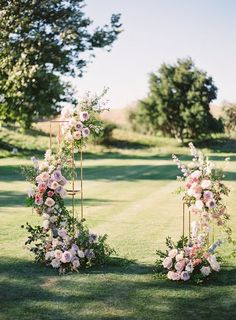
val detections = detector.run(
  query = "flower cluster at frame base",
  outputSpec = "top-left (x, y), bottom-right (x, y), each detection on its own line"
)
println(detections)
top-left (156, 237), bottom-right (222, 283)
top-left (23, 151), bottom-right (115, 274)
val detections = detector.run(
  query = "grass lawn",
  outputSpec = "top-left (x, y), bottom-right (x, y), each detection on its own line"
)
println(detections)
top-left (0, 126), bottom-right (236, 320)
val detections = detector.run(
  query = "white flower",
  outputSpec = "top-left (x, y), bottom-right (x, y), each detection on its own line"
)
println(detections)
top-left (72, 258), bottom-right (80, 269)
top-left (77, 250), bottom-right (85, 258)
top-left (27, 187), bottom-right (35, 198)
top-left (51, 258), bottom-right (61, 268)
top-left (190, 170), bottom-right (201, 179)
top-left (42, 213), bottom-right (50, 220)
top-left (201, 179), bottom-right (212, 189)
top-left (42, 220), bottom-right (50, 229)
top-left (185, 262), bottom-right (194, 273)
top-left (50, 215), bottom-right (57, 223)
top-left (175, 253), bottom-right (184, 262)
top-left (45, 252), bottom-right (51, 260)
top-left (39, 162), bottom-right (49, 172)
top-left (195, 200), bottom-right (204, 210)
top-left (200, 266), bottom-right (211, 276)
top-left (207, 255), bottom-right (220, 272)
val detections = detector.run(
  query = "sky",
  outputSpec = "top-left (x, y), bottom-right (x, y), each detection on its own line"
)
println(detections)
top-left (71, 0), bottom-right (236, 108)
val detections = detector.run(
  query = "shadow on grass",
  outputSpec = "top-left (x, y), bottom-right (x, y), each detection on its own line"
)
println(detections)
top-left (0, 256), bottom-right (236, 320)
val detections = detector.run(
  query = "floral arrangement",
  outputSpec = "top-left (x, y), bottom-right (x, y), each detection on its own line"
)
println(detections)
top-left (156, 143), bottom-right (233, 283)
top-left (60, 90), bottom-right (109, 152)
top-left (172, 142), bottom-right (231, 241)
top-left (156, 237), bottom-right (222, 283)
top-left (22, 91), bottom-right (115, 274)
top-left (22, 152), bottom-right (115, 274)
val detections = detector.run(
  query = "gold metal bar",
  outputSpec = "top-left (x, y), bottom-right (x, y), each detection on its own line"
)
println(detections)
top-left (80, 150), bottom-right (84, 220)
top-left (50, 121), bottom-right (52, 150)
top-left (189, 208), bottom-right (191, 239)
top-left (71, 142), bottom-right (75, 236)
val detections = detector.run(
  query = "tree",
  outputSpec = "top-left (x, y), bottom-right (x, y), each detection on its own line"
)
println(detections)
top-left (129, 58), bottom-right (221, 141)
top-left (221, 102), bottom-right (236, 136)
top-left (0, 1), bottom-right (121, 128)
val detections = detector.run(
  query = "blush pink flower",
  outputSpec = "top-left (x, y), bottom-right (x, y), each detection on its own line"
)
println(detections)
top-left (201, 179), bottom-right (212, 189)
top-left (50, 181), bottom-right (60, 190)
top-left (175, 260), bottom-right (186, 272)
top-left (35, 194), bottom-right (43, 205)
top-left (54, 250), bottom-right (63, 260)
top-left (73, 130), bottom-right (82, 140)
top-left (203, 191), bottom-right (214, 200)
top-left (168, 249), bottom-right (178, 258)
top-left (40, 172), bottom-right (50, 182)
top-left (172, 272), bottom-right (181, 281)
top-left (38, 182), bottom-right (47, 194)
top-left (47, 190), bottom-right (54, 197)
top-left (162, 257), bottom-right (172, 269)
top-left (45, 197), bottom-right (55, 207)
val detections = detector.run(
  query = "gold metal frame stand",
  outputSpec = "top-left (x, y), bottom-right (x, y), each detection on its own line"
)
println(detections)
top-left (49, 121), bottom-right (84, 237)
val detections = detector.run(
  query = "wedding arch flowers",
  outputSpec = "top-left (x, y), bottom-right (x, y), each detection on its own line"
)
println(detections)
top-left (156, 143), bottom-right (233, 283)
top-left (60, 90), bottom-right (109, 152)
top-left (22, 91), bottom-right (115, 274)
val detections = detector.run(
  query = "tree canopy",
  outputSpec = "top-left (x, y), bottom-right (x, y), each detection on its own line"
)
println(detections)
top-left (0, 0), bottom-right (121, 128)
top-left (129, 58), bottom-right (222, 141)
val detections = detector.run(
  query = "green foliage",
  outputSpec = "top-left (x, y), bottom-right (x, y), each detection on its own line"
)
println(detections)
top-left (129, 58), bottom-right (223, 141)
top-left (90, 120), bottom-right (117, 145)
top-left (0, 1), bottom-right (121, 128)
top-left (221, 102), bottom-right (236, 135)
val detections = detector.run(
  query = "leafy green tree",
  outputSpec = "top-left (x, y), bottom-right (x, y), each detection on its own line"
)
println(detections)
top-left (222, 102), bottom-right (236, 136)
top-left (0, 1), bottom-right (121, 128)
top-left (129, 58), bottom-right (221, 141)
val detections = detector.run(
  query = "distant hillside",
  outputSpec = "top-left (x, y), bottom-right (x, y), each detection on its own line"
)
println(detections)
top-left (100, 108), bottom-right (128, 126)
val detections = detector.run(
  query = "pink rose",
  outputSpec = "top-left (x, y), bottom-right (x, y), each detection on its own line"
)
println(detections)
top-left (167, 271), bottom-right (175, 280)
top-left (45, 197), bottom-right (55, 207)
top-left (40, 172), bottom-right (50, 182)
top-left (38, 182), bottom-right (47, 194)
top-left (50, 181), bottom-right (60, 190)
top-left (54, 250), bottom-right (63, 260)
top-left (47, 190), bottom-right (54, 197)
top-left (175, 260), bottom-right (186, 272)
top-left (195, 200), bottom-right (204, 210)
top-left (162, 257), bottom-right (172, 269)
top-left (58, 229), bottom-right (67, 238)
top-left (35, 194), bottom-right (43, 205)
top-left (172, 272), bottom-right (181, 281)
